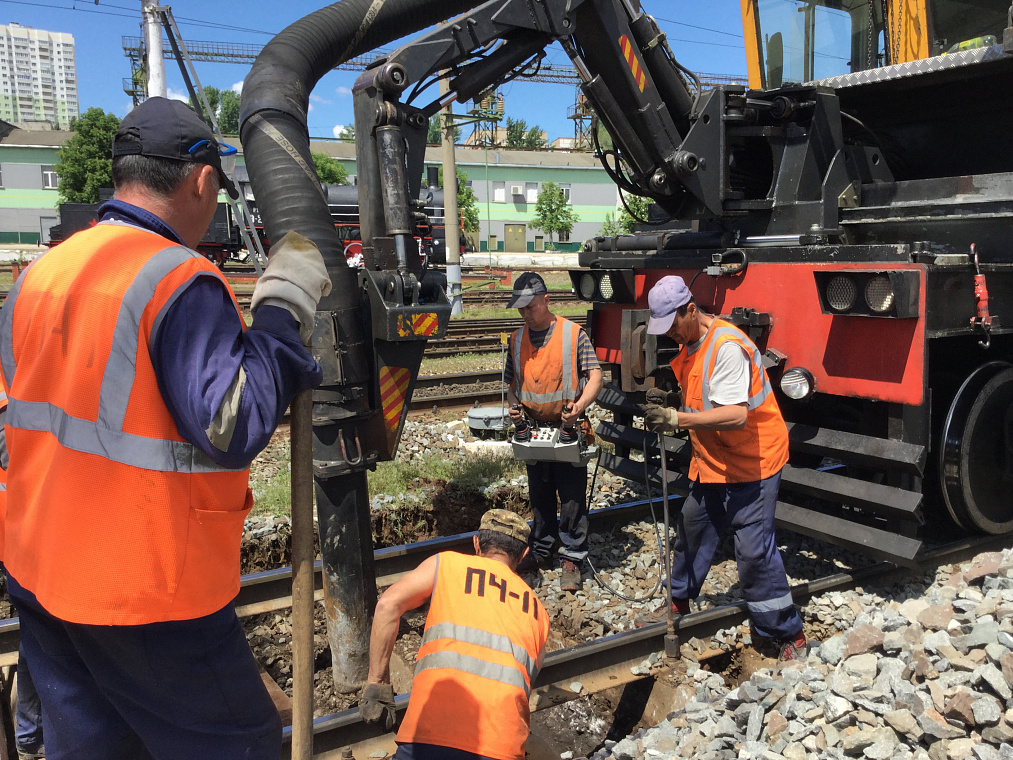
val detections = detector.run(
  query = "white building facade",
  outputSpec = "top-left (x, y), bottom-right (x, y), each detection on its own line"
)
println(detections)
top-left (0, 23), bottom-right (78, 130)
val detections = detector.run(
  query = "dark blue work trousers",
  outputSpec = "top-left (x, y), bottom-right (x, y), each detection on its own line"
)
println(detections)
top-left (15, 644), bottom-right (44, 756)
top-left (394, 743), bottom-right (497, 760)
top-left (668, 471), bottom-right (803, 640)
top-left (526, 460), bottom-right (589, 563)
top-left (7, 573), bottom-right (282, 760)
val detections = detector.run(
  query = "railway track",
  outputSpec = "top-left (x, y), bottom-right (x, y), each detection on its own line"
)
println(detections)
top-left (0, 500), bottom-right (1004, 758)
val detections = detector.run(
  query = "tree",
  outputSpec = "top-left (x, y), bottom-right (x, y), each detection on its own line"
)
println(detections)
top-left (337, 124), bottom-right (356, 142)
top-left (531, 181), bottom-right (579, 249)
top-left (523, 125), bottom-right (546, 148)
top-left (185, 86), bottom-right (240, 135)
top-left (427, 115), bottom-right (461, 145)
top-left (437, 166), bottom-right (479, 233)
top-left (598, 194), bottom-right (651, 236)
top-left (505, 117), bottom-right (528, 147)
top-left (54, 107), bottom-right (121, 203)
top-left (311, 151), bottom-right (349, 185)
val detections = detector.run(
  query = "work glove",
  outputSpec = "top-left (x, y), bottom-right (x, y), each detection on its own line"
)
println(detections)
top-left (251, 231), bottom-right (332, 345)
top-left (359, 682), bottom-right (396, 730)
top-left (646, 388), bottom-right (680, 408)
top-left (643, 403), bottom-right (680, 434)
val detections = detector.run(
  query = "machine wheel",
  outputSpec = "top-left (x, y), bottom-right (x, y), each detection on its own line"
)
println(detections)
top-left (940, 361), bottom-right (1013, 534)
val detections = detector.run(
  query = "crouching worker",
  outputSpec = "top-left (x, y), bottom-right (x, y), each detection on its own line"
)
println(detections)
top-left (360, 509), bottom-right (549, 760)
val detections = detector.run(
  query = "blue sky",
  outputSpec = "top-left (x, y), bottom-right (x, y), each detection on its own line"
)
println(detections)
top-left (0, 0), bottom-right (749, 143)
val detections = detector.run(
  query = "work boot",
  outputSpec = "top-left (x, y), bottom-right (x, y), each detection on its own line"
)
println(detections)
top-left (777, 631), bottom-right (809, 663)
top-left (634, 598), bottom-right (690, 628)
top-left (516, 553), bottom-right (545, 587)
top-left (559, 559), bottom-right (581, 592)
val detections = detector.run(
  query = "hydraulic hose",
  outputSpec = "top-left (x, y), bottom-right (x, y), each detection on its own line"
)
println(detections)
top-left (239, 0), bottom-right (476, 268)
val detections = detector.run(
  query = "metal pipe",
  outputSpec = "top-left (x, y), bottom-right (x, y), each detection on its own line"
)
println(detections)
top-left (289, 389), bottom-right (315, 759)
top-left (658, 432), bottom-right (679, 658)
top-left (440, 76), bottom-right (463, 316)
top-left (142, 0), bottom-right (166, 98)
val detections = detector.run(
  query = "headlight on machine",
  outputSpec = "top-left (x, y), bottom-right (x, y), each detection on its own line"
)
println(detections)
top-left (812, 270), bottom-right (919, 318)
top-left (598, 274), bottom-right (614, 300)
top-left (825, 275), bottom-right (857, 312)
top-left (864, 275), bottom-right (895, 313)
top-left (780, 367), bottom-right (815, 400)
top-left (567, 269), bottom-right (636, 303)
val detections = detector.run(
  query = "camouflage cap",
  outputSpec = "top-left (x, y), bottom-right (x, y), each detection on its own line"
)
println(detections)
top-left (479, 509), bottom-right (530, 544)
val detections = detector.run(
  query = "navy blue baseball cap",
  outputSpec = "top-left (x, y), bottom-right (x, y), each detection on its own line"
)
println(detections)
top-left (507, 272), bottom-right (548, 309)
top-left (112, 96), bottom-right (239, 199)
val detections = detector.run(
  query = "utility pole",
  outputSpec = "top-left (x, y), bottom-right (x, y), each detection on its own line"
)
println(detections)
top-left (439, 77), bottom-right (463, 315)
top-left (142, 0), bottom-right (166, 98)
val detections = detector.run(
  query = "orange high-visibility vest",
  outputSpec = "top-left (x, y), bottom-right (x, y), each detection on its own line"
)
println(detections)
top-left (670, 318), bottom-right (789, 484)
top-left (510, 315), bottom-right (581, 422)
top-left (397, 551), bottom-right (549, 760)
top-left (0, 389), bottom-right (7, 562)
top-left (0, 221), bottom-right (252, 625)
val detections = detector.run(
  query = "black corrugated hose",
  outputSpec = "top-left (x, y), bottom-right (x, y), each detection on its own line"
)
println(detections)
top-left (239, 0), bottom-right (476, 269)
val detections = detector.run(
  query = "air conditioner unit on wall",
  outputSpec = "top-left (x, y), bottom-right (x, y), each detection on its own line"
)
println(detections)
top-left (510, 185), bottom-right (523, 196)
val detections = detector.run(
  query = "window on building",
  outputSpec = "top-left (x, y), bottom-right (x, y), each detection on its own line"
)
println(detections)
top-left (42, 165), bottom-right (58, 189)
top-left (558, 231), bottom-right (571, 243)
top-left (525, 182), bottom-right (538, 204)
top-left (492, 180), bottom-right (505, 203)
top-left (559, 183), bottom-right (571, 202)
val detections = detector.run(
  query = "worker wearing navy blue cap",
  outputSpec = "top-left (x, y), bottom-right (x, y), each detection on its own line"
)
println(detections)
top-left (505, 272), bottom-right (603, 592)
top-left (637, 276), bottom-right (807, 663)
top-left (0, 96), bottom-right (329, 758)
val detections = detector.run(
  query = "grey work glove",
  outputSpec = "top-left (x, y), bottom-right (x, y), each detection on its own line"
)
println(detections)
top-left (646, 388), bottom-right (680, 408)
top-left (643, 403), bottom-right (680, 434)
top-left (359, 682), bottom-right (396, 730)
top-left (251, 231), bottom-right (332, 345)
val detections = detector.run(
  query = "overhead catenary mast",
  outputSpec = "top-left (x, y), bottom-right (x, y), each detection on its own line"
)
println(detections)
top-left (142, 0), bottom-right (166, 97)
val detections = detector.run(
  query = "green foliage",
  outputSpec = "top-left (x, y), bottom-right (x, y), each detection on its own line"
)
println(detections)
top-left (186, 86), bottom-right (240, 135)
top-left (311, 151), bottom-right (349, 185)
top-left (54, 107), bottom-right (121, 203)
top-left (504, 117), bottom-right (545, 148)
top-left (337, 124), bottom-right (356, 142)
top-left (598, 194), bottom-right (652, 236)
top-left (531, 181), bottom-right (579, 249)
top-left (438, 166), bottom-right (480, 233)
top-left (427, 115), bottom-right (462, 144)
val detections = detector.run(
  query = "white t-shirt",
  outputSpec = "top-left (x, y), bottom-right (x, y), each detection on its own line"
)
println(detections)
top-left (683, 338), bottom-right (751, 406)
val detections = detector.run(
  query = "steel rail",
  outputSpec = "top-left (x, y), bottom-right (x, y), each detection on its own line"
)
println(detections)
top-left (287, 530), bottom-right (1011, 758)
top-left (0, 499), bottom-right (656, 667)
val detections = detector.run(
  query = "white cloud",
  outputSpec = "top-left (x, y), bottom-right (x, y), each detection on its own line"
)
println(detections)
top-left (332, 124), bottom-right (347, 138)
top-left (336, 86), bottom-right (352, 97)
top-left (231, 81), bottom-right (243, 94)
top-left (310, 94), bottom-right (332, 105)
top-left (308, 102), bottom-right (314, 112)
top-left (166, 87), bottom-right (189, 102)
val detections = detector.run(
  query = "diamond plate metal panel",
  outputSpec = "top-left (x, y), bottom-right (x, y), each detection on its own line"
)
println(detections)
top-left (810, 45), bottom-right (1008, 89)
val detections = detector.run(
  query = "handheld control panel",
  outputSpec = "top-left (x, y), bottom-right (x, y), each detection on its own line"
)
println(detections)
top-left (511, 425), bottom-right (597, 466)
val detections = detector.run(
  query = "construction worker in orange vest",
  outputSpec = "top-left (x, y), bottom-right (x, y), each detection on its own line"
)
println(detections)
top-left (0, 97), bottom-right (329, 758)
top-left (638, 275), bottom-right (808, 663)
top-left (0, 390), bottom-right (44, 760)
top-left (359, 509), bottom-right (549, 760)
top-left (504, 272), bottom-right (603, 592)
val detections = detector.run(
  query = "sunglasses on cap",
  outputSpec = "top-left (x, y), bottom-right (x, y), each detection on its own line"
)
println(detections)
top-left (188, 139), bottom-right (238, 174)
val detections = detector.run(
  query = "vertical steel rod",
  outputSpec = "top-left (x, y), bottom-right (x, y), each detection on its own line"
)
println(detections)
top-left (290, 388), bottom-right (315, 760)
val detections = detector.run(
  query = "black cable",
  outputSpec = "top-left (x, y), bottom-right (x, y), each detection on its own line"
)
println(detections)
top-left (619, 187), bottom-right (666, 227)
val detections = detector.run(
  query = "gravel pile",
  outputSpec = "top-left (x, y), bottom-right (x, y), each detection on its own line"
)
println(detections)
top-left (587, 548), bottom-right (1013, 760)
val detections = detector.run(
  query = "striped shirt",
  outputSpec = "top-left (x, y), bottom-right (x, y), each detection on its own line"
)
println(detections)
top-left (504, 320), bottom-right (600, 391)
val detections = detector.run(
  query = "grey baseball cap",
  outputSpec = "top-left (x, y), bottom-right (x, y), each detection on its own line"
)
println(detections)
top-left (507, 272), bottom-right (548, 309)
top-left (646, 276), bottom-right (693, 335)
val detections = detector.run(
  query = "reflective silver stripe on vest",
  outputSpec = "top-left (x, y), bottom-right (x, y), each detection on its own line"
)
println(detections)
top-left (98, 246), bottom-right (198, 431)
top-left (414, 650), bottom-right (531, 695)
top-left (421, 621), bottom-right (539, 682)
top-left (746, 591), bottom-right (795, 614)
top-left (7, 397), bottom-right (238, 473)
top-left (0, 259), bottom-right (33, 385)
top-left (2, 240), bottom-right (245, 474)
top-left (514, 318), bottom-right (578, 406)
top-left (699, 325), bottom-right (773, 412)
